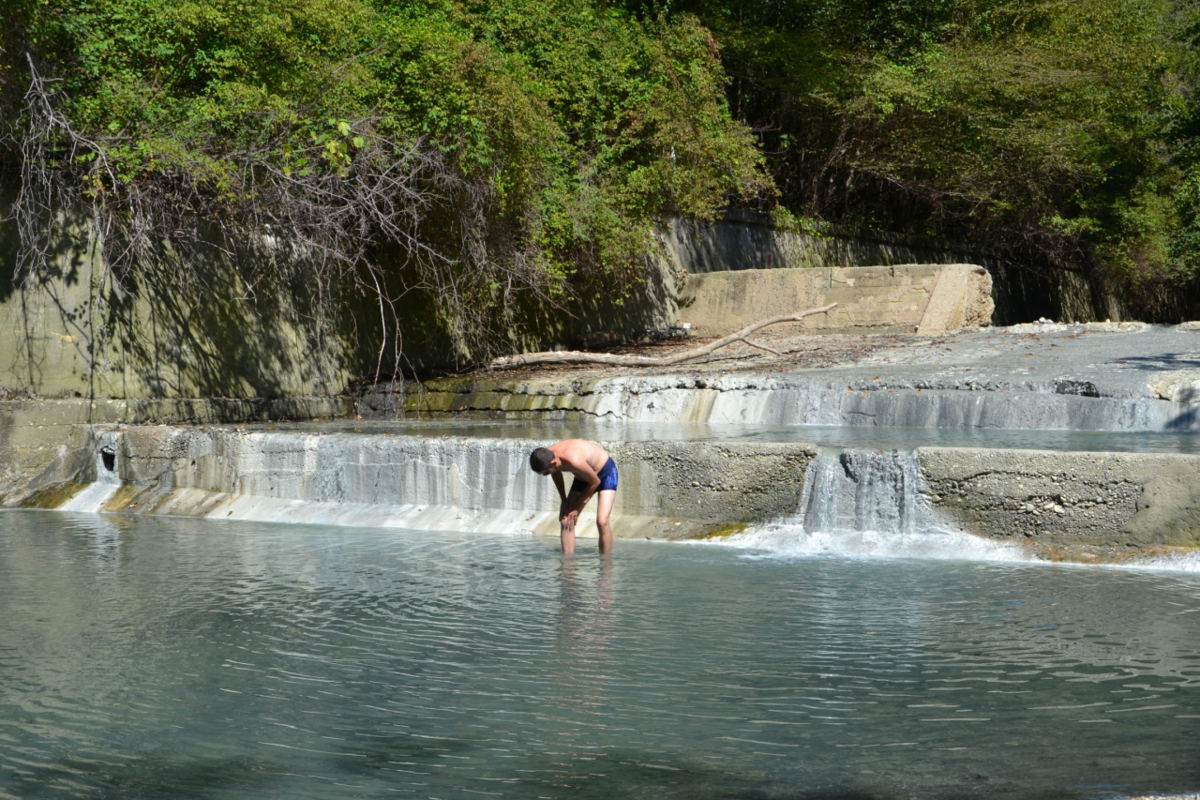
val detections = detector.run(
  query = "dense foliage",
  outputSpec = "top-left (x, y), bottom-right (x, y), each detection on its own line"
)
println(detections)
top-left (646, 0), bottom-right (1200, 316)
top-left (0, 0), bottom-right (767, 367)
top-left (7, 0), bottom-right (1200, 366)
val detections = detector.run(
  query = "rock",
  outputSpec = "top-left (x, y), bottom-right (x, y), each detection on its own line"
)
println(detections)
top-left (1147, 370), bottom-right (1200, 403)
top-left (1083, 320), bottom-right (1148, 333)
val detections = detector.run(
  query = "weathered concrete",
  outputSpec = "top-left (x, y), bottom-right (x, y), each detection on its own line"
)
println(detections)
top-left (676, 264), bottom-right (993, 337)
top-left (920, 447), bottom-right (1200, 553)
top-left (657, 211), bottom-right (1146, 326)
top-left (18, 424), bottom-right (1200, 558)
top-left (402, 373), bottom-right (1185, 431)
top-left (0, 397), bottom-right (350, 505)
top-left (917, 265), bottom-right (995, 334)
top-left (657, 213), bottom-right (977, 275)
top-left (404, 324), bottom-right (1200, 431)
top-left (82, 427), bottom-right (815, 540)
top-left (0, 216), bottom-right (363, 398)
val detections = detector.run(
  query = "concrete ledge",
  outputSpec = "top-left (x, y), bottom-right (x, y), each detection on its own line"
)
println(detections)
top-left (13, 423), bottom-right (1200, 558)
top-left (677, 264), bottom-right (993, 337)
top-left (78, 427), bottom-right (816, 536)
top-left (0, 397), bottom-right (351, 504)
top-left (919, 447), bottom-right (1200, 553)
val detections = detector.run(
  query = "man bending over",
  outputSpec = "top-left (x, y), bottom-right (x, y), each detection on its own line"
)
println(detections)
top-left (529, 440), bottom-right (618, 555)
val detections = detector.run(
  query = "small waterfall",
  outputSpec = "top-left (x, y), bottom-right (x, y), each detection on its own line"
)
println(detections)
top-left (720, 447), bottom-right (1028, 561)
top-left (798, 447), bottom-right (928, 535)
top-left (60, 432), bottom-right (123, 512)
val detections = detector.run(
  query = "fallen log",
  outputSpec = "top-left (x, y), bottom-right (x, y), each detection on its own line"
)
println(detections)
top-left (487, 303), bottom-right (837, 369)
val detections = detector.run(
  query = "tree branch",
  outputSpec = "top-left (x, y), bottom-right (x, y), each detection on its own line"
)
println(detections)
top-left (487, 304), bottom-right (837, 369)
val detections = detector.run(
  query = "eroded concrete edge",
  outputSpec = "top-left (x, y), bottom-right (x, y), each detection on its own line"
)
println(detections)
top-left (0, 398), bottom-right (351, 505)
top-left (919, 446), bottom-right (1200, 559)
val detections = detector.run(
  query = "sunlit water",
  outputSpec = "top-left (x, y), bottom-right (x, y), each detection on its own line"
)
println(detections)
top-left (2, 510), bottom-right (1199, 799)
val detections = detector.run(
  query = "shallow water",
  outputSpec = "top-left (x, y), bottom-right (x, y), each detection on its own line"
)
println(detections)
top-left (1, 510), bottom-right (1198, 799)
top-left (264, 419), bottom-right (1200, 454)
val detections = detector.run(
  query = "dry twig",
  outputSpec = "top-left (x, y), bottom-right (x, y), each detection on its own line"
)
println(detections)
top-left (487, 304), bottom-right (837, 369)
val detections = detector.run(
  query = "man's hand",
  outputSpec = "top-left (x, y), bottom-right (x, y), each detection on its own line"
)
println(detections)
top-left (560, 508), bottom-right (579, 530)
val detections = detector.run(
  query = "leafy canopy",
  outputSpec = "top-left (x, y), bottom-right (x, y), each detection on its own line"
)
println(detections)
top-left (2, 0), bottom-right (768, 362)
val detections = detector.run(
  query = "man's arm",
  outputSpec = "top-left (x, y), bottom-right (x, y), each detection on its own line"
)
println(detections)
top-left (559, 454), bottom-right (600, 514)
top-left (552, 471), bottom-right (568, 516)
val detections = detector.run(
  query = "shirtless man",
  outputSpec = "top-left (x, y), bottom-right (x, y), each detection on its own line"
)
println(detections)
top-left (529, 439), bottom-right (618, 555)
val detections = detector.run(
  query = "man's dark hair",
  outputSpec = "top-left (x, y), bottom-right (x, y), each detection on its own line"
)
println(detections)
top-left (530, 447), bottom-right (555, 472)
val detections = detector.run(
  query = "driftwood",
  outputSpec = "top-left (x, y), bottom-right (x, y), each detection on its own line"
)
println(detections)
top-left (487, 303), bottom-right (837, 369)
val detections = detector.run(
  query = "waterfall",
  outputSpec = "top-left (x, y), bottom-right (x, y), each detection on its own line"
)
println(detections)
top-left (798, 447), bottom-right (928, 535)
top-left (719, 447), bottom-right (1028, 561)
top-left (59, 432), bottom-right (123, 512)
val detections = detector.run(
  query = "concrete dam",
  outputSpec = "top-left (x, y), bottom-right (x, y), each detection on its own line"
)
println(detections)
top-left (4, 254), bottom-right (1200, 563)
top-left (10, 314), bottom-right (1200, 565)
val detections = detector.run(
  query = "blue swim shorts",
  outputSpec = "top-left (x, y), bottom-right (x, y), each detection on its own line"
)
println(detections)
top-left (570, 457), bottom-right (618, 494)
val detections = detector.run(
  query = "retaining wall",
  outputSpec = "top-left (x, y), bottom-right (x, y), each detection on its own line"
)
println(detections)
top-left (677, 264), bottom-right (993, 336)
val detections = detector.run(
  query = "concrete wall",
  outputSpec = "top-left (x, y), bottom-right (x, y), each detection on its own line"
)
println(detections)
top-left (0, 397), bottom-right (350, 505)
top-left (658, 212), bottom-right (1140, 326)
top-left (87, 427), bottom-right (816, 540)
top-left (676, 264), bottom-right (993, 336)
top-left (0, 214), bottom-right (362, 400)
top-left (920, 447), bottom-right (1200, 554)
top-left (657, 213), bottom-right (974, 274)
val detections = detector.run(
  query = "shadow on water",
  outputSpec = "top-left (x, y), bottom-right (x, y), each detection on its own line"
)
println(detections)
top-left (335, 733), bottom-right (876, 800)
top-left (0, 736), bottom-right (1140, 800)
top-left (1119, 352), bottom-right (1200, 371)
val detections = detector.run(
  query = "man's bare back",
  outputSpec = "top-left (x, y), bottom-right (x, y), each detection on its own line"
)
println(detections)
top-left (529, 440), bottom-right (618, 555)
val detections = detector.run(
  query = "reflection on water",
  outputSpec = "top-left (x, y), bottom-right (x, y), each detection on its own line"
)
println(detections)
top-left (1, 510), bottom-right (1198, 799)
top-left (256, 419), bottom-right (1200, 454)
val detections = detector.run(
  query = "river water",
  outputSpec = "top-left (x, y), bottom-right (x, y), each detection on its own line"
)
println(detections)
top-left (1, 510), bottom-right (1198, 799)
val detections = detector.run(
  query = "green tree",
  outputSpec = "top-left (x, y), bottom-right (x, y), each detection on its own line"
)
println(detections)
top-left (1, 0), bottom-right (768, 366)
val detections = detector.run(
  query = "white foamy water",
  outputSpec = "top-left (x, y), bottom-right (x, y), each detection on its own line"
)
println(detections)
top-left (707, 521), bottom-right (1032, 562)
top-left (58, 432), bottom-right (122, 513)
top-left (1118, 551), bottom-right (1200, 573)
top-left (695, 447), bottom-right (1033, 562)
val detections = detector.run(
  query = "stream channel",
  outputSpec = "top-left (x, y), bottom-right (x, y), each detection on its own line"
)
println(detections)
top-left (6, 396), bottom-right (1200, 796)
top-left (2, 510), bottom-right (1199, 800)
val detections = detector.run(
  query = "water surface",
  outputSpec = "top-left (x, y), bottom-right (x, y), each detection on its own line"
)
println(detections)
top-left (1, 510), bottom-right (1198, 799)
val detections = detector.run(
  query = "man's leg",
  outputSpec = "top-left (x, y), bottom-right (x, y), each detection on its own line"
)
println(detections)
top-left (596, 489), bottom-right (616, 555)
top-left (560, 490), bottom-right (583, 555)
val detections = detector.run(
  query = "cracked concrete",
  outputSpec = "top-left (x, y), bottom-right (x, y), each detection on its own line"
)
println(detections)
top-left (921, 447), bottom-right (1200, 552)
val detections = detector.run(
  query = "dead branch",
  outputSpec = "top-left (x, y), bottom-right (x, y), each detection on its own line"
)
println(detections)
top-left (742, 338), bottom-right (782, 356)
top-left (487, 303), bottom-right (837, 369)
